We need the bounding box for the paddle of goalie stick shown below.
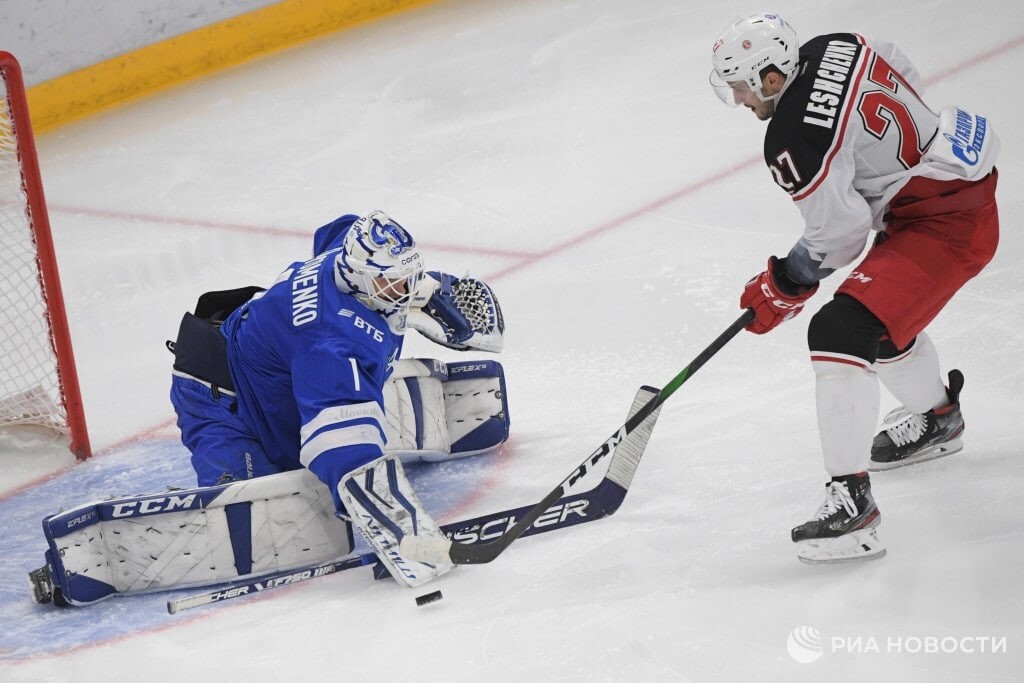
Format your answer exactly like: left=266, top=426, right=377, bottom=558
left=401, top=308, right=756, bottom=566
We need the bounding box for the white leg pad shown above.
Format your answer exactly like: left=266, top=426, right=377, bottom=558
left=337, top=454, right=452, bottom=587
left=381, top=358, right=510, bottom=464
left=381, top=359, right=451, bottom=459
left=38, top=469, right=353, bottom=605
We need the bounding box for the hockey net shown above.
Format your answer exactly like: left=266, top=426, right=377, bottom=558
left=0, top=51, right=90, bottom=458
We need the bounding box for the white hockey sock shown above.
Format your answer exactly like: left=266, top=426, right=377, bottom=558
left=813, top=359, right=879, bottom=477
left=873, top=332, right=949, bottom=413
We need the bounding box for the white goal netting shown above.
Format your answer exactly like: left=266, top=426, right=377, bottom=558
left=0, top=54, right=87, bottom=454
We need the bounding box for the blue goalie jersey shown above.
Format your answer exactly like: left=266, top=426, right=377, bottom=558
left=219, top=214, right=404, bottom=497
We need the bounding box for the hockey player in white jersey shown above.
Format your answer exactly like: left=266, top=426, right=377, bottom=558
left=709, top=13, right=999, bottom=563
left=169, top=210, right=506, bottom=587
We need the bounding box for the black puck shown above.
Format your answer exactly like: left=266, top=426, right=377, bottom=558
left=415, top=590, right=443, bottom=606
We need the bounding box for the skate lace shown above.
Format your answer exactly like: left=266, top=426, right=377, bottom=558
left=883, top=409, right=928, bottom=447
left=812, top=481, right=858, bottom=521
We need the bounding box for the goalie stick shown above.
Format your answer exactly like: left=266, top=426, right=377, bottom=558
left=167, top=383, right=662, bottom=614
left=402, top=309, right=756, bottom=567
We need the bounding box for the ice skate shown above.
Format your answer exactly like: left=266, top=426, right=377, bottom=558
left=870, top=370, right=965, bottom=471
left=792, top=472, right=886, bottom=564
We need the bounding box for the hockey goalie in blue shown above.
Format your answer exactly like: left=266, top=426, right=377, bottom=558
left=29, top=210, right=511, bottom=606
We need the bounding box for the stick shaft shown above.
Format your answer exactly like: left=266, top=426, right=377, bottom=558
left=450, top=309, right=754, bottom=564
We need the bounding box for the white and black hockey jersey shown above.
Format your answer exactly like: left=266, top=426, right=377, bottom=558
left=767, top=33, right=999, bottom=284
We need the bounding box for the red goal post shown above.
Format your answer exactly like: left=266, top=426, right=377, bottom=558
left=0, top=51, right=91, bottom=459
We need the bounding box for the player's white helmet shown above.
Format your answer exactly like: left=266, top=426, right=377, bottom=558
left=336, top=211, right=425, bottom=334
left=710, top=12, right=799, bottom=107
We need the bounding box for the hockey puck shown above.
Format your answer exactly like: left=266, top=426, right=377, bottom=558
left=415, top=590, right=443, bottom=607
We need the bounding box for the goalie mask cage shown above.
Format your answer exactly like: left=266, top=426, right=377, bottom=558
left=0, top=51, right=91, bottom=459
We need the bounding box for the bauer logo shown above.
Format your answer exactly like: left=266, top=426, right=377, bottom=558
left=787, top=626, right=824, bottom=664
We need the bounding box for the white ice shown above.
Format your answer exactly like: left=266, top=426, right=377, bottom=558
left=3, top=0, right=1023, bottom=680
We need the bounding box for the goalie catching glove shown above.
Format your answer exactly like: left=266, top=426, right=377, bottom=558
left=409, top=271, right=505, bottom=352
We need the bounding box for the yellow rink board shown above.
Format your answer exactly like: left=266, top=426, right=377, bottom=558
left=27, top=0, right=438, bottom=133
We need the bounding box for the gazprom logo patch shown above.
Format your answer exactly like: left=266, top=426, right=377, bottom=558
left=944, top=108, right=987, bottom=166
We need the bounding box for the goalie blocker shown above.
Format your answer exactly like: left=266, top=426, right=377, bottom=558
left=30, top=358, right=508, bottom=607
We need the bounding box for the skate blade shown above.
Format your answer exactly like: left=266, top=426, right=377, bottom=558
left=796, top=528, right=886, bottom=565
left=869, top=437, right=963, bottom=471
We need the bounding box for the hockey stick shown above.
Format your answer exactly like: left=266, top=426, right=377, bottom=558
left=403, top=309, right=756, bottom=567
left=167, top=384, right=663, bottom=614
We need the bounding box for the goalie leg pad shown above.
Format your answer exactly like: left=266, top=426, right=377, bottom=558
left=381, top=359, right=451, bottom=461
left=437, top=359, right=510, bottom=461
left=381, top=359, right=510, bottom=463
left=35, top=469, right=353, bottom=606
left=337, top=454, right=453, bottom=587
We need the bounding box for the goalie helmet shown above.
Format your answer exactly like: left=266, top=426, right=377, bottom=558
left=709, top=12, right=799, bottom=107
left=335, top=210, right=425, bottom=334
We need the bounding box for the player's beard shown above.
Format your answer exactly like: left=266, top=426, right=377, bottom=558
left=754, top=99, right=776, bottom=121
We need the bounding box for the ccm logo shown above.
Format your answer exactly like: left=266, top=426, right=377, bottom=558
left=847, top=271, right=873, bottom=284
left=110, top=494, right=199, bottom=518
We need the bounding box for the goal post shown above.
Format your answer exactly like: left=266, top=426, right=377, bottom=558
left=0, top=51, right=91, bottom=459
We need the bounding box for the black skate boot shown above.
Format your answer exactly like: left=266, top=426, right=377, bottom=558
left=870, top=370, right=965, bottom=471
left=792, top=472, right=885, bottom=564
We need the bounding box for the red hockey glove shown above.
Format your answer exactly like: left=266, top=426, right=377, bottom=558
left=740, top=256, right=818, bottom=334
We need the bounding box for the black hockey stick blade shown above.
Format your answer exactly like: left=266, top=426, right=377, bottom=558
left=440, top=309, right=755, bottom=566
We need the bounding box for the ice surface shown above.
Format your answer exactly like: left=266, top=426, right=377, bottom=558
left=2, top=0, right=1022, bottom=680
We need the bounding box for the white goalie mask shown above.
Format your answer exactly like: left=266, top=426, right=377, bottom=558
left=335, top=211, right=425, bottom=334
left=709, top=12, right=799, bottom=107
